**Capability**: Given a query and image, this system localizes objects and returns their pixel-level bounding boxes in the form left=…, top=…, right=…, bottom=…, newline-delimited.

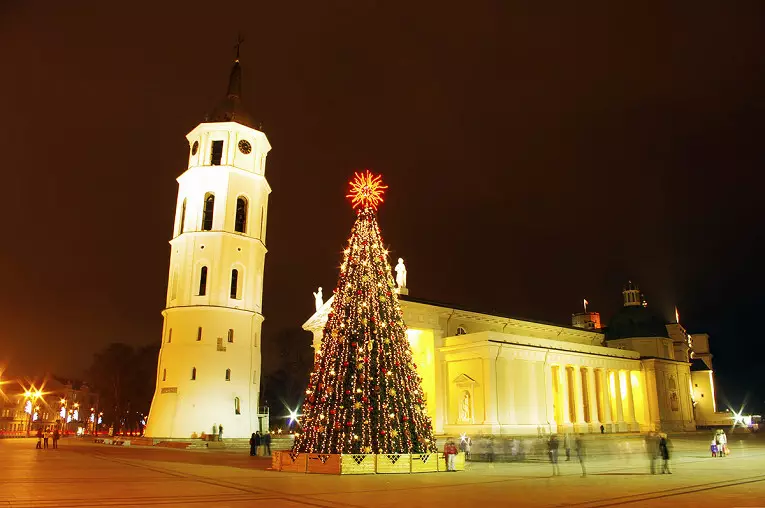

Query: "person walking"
left=646, top=431, right=659, bottom=474
left=218, top=424, right=223, bottom=441
left=43, top=429, right=50, bottom=449
left=659, top=434, right=671, bottom=474
left=575, top=434, right=587, bottom=477
left=263, top=431, right=272, bottom=456
left=444, top=439, right=458, bottom=471
left=564, top=432, right=572, bottom=461
left=35, top=428, right=43, bottom=449
left=249, top=433, right=257, bottom=456
left=600, top=424, right=605, bottom=434
left=254, top=431, right=262, bottom=456
left=52, top=428, right=60, bottom=449
left=548, top=434, right=561, bottom=476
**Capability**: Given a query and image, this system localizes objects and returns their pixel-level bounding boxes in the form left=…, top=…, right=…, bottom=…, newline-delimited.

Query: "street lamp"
left=24, top=388, right=42, bottom=437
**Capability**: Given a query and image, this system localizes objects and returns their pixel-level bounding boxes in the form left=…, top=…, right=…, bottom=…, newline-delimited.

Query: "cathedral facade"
left=305, top=282, right=720, bottom=435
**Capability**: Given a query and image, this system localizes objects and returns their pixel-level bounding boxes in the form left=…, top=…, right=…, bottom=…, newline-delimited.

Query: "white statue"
left=312, top=287, right=323, bottom=311
left=460, top=392, right=471, bottom=422
left=394, top=258, right=407, bottom=289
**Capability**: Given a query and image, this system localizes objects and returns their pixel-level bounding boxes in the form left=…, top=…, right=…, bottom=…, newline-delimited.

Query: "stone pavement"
left=1, top=432, right=764, bottom=507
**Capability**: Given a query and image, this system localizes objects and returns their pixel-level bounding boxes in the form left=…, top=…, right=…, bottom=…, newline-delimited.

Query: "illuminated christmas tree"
left=293, top=171, right=437, bottom=455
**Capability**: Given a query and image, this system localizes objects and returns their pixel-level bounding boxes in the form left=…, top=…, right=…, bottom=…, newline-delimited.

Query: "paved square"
left=1, top=433, right=764, bottom=507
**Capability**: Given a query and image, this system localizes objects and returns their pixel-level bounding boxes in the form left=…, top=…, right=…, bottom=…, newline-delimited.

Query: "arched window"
left=167, top=328, right=172, bottom=343
left=227, top=329, right=234, bottom=343
left=225, top=369, right=231, bottom=381
left=199, top=266, right=208, bottom=296
left=162, top=369, right=167, bottom=381
left=191, top=367, right=196, bottom=380
left=456, top=326, right=468, bottom=336
left=234, top=397, right=241, bottom=415
left=197, top=327, right=202, bottom=341
left=179, top=198, right=187, bottom=235
left=235, top=197, right=248, bottom=233
left=230, top=269, right=239, bottom=299
left=202, top=193, right=215, bottom=231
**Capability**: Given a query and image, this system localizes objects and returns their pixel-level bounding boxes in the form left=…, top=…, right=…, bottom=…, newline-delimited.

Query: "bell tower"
left=145, top=49, right=271, bottom=438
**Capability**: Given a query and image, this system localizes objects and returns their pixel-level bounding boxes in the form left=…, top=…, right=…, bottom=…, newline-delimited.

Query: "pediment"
left=453, top=373, right=476, bottom=386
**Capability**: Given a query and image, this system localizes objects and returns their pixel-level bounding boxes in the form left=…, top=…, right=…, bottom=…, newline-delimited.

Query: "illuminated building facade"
left=305, top=282, right=715, bottom=435
left=145, top=53, right=270, bottom=438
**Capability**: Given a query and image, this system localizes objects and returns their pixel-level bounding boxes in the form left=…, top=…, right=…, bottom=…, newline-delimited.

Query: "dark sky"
left=1, top=2, right=763, bottom=411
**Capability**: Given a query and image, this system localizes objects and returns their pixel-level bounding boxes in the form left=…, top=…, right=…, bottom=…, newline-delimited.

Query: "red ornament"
left=380, top=430, right=387, bottom=435
left=330, top=409, right=336, bottom=415
left=343, top=361, right=349, bottom=366
left=403, top=416, right=409, bottom=421
left=346, top=422, right=353, bottom=427
left=345, top=390, right=351, bottom=395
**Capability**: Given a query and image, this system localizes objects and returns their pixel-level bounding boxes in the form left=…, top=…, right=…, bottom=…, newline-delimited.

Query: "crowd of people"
left=249, top=430, right=272, bottom=456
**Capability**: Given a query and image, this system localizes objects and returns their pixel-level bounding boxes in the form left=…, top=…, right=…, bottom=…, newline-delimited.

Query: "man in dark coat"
left=263, top=431, right=271, bottom=456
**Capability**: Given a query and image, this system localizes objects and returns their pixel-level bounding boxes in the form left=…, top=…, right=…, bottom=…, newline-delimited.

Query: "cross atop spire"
left=234, top=33, right=244, bottom=62
left=203, top=36, right=258, bottom=129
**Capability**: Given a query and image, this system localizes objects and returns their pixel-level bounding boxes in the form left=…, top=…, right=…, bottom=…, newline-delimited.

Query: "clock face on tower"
left=238, top=140, right=252, bottom=154
left=191, top=141, right=199, bottom=155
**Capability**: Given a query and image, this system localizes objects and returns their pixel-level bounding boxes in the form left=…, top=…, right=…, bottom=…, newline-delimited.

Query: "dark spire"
left=204, top=35, right=257, bottom=129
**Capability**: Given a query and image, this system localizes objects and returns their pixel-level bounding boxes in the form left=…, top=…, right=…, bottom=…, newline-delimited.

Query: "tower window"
left=162, top=369, right=167, bottom=381
left=170, top=270, right=178, bottom=300
left=191, top=367, right=196, bottom=380
left=167, top=328, right=172, bottom=343
left=179, top=198, right=187, bottom=235
left=202, top=193, right=215, bottom=231
left=197, top=327, right=203, bottom=341
left=456, top=326, right=467, bottom=336
left=225, top=369, right=231, bottom=381
left=211, top=140, right=224, bottom=165
left=234, top=397, right=241, bottom=415
left=230, top=269, right=239, bottom=299
left=259, top=206, right=264, bottom=238
left=199, top=266, right=208, bottom=296
left=228, top=329, right=234, bottom=343
left=235, top=197, right=248, bottom=233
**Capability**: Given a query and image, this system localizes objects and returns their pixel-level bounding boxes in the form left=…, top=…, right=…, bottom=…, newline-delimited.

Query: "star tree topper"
left=346, top=170, right=388, bottom=210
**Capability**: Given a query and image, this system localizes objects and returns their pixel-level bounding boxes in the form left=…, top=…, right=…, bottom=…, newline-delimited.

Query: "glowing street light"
left=287, top=408, right=300, bottom=426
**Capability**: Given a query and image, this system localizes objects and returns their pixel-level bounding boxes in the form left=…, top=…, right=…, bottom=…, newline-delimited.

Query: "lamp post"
left=24, top=389, right=41, bottom=437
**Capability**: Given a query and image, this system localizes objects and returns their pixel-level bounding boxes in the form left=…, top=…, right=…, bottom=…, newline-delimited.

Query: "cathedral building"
left=305, top=281, right=721, bottom=435
left=145, top=53, right=270, bottom=439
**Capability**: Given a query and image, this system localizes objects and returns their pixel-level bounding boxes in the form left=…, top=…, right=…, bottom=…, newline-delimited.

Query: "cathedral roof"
left=604, top=304, right=669, bottom=340
left=204, top=58, right=258, bottom=129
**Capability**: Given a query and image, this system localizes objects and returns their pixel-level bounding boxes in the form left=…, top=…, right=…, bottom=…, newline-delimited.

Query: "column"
left=505, top=359, right=517, bottom=425
left=613, top=369, right=625, bottom=431
left=433, top=330, right=446, bottom=434
left=559, top=366, right=571, bottom=427
left=544, top=362, right=556, bottom=433
left=600, top=369, right=612, bottom=428
left=625, top=370, right=637, bottom=429
left=482, top=357, right=499, bottom=426
left=572, top=365, right=586, bottom=430
left=586, top=367, right=601, bottom=431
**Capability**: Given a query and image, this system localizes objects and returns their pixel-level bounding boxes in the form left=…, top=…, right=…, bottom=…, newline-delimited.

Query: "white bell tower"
left=145, top=51, right=271, bottom=439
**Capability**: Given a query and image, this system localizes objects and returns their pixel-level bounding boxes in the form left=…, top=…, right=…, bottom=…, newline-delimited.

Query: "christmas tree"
left=293, top=171, right=437, bottom=455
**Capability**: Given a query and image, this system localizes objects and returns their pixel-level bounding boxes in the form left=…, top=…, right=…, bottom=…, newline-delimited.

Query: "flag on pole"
left=583, top=299, right=589, bottom=313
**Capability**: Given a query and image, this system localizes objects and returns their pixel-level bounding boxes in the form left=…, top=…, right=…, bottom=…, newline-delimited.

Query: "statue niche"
left=453, top=373, right=476, bottom=424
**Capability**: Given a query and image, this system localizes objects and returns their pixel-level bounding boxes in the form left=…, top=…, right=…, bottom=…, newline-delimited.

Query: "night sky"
left=1, top=2, right=763, bottom=412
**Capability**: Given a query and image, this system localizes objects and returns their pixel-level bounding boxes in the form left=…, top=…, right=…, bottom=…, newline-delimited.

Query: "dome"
left=605, top=304, right=669, bottom=340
